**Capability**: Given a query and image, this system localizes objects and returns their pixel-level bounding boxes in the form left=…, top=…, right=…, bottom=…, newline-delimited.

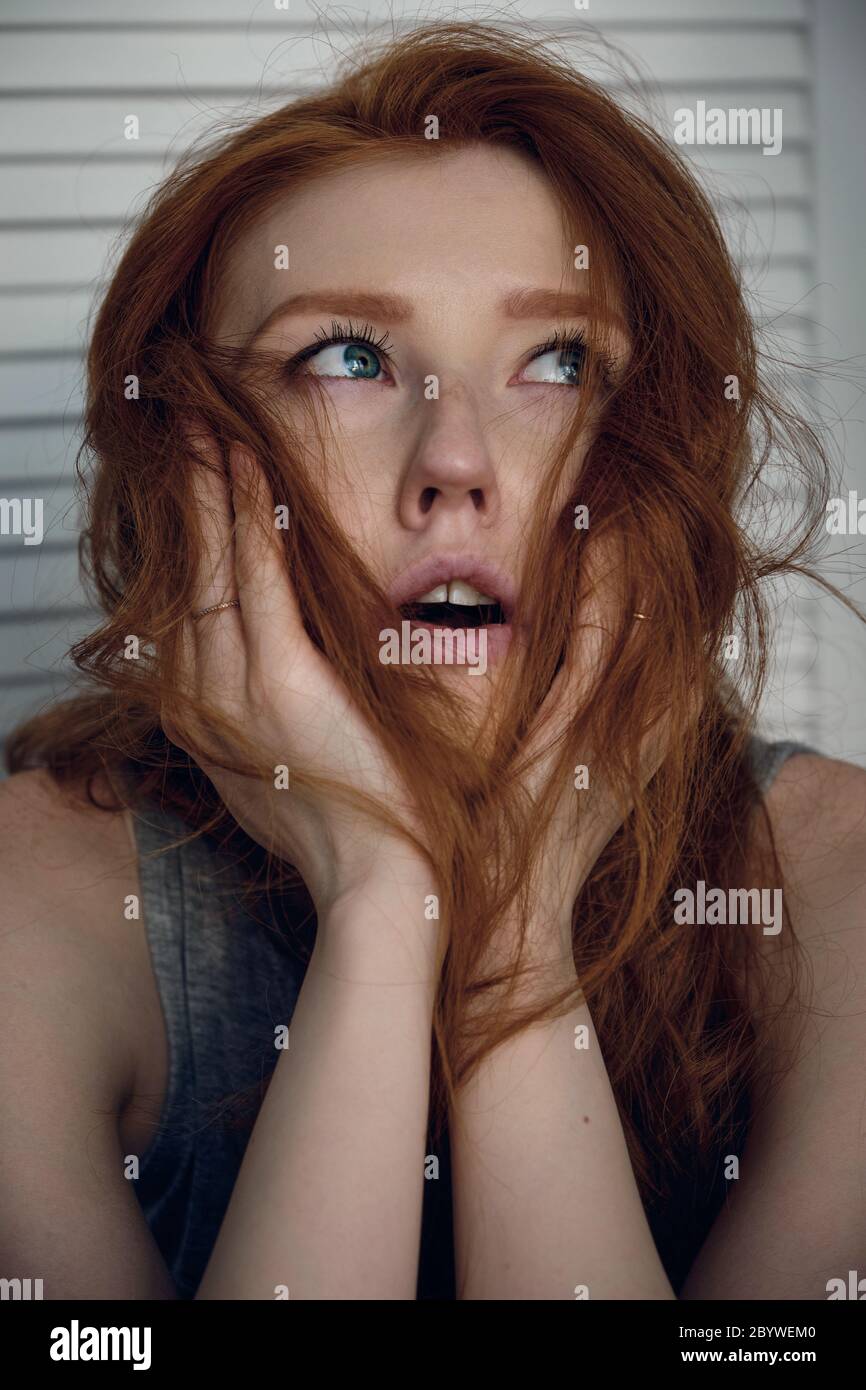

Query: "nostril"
left=470, top=488, right=484, bottom=510
left=419, top=486, right=437, bottom=515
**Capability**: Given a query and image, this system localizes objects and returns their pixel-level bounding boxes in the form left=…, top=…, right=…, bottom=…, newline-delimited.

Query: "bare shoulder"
left=750, top=749, right=866, bottom=1093
left=682, top=752, right=866, bottom=1296
left=0, top=766, right=140, bottom=975
left=0, top=765, right=137, bottom=895
left=0, top=768, right=162, bottom=1124
left=763, top=750, right=866, bottom=859
left=0, top=768, right=174, bottom=1297
left=761, top=751, right=866, bottom=946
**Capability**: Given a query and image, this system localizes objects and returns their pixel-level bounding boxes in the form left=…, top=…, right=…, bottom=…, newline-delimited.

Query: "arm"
left=453, top=754, right=866, bottom=1302
left=451, top=918, right=674, bottom=1300
left=452, top=603, right=677, bottom=1300
left=0, top=771, right=177, bottom=1300
left=681, top=755, right=866, bottom=1299
left=174, top=435, right=442, bottom=1297
left=196, top=862, right=439, bottom=1300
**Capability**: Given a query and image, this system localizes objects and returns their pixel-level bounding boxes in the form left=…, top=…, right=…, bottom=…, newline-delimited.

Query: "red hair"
left=7, top=21, right=845, bottom=1221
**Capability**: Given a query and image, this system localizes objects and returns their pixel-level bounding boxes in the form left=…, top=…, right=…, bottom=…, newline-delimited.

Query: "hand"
left=162, top=429, right=433, bottom=921
left=485, top=541, right=683, bottom=978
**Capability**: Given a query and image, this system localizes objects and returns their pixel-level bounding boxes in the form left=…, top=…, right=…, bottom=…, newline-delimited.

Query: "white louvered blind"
left=0, top=0, right=854, bottom=764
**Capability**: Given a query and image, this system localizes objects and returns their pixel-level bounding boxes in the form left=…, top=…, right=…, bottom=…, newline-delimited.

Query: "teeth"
left=415, top=579, right=498, bottom=606
left=415, top=583, right=449, bottom=603
left=448, top=579, right=497, bottom=606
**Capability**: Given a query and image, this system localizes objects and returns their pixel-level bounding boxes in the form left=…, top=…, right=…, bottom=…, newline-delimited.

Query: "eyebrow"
left=248, top=288, right=626, bottom=344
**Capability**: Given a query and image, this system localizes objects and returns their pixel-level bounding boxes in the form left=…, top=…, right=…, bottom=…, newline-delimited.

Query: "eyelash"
left=284, top=319, right=396, bottom=375
left=283, top=319, right=615, bottom=385
left=530, top=329, right=617, bottom=388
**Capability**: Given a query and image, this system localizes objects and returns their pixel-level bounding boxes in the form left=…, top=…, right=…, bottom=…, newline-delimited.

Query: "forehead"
left=210, top=145, right=616, bottom=343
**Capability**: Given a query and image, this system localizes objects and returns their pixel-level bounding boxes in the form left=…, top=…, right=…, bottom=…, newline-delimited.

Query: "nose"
left=397, top=380, right=501, bottom=531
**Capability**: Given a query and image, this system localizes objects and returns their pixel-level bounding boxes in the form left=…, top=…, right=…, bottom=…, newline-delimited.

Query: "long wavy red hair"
left=7, top=21, right=842, bottom=1241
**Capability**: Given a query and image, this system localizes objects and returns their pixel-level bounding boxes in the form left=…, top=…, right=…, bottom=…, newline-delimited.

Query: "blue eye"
left=284, top=321, right=612, bottom=390
left=521, top=339, right=588, bottom=386
left=285, top=319, right=395, bottom=383
left=304, top=340, right=386, bottom=380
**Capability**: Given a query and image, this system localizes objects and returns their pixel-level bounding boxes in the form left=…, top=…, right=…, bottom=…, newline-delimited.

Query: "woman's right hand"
left=162, top=429, right=432, bottom=920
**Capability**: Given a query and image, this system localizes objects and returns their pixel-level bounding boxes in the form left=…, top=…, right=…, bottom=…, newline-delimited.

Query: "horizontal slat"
left=0, top=144, right=811, bottom=225
left=0, top=87, right=811, bottom=158
left=0, top=29, right=810, bottom=92
left=0, top=610, right=96, bottom=682
left=0, top=358, right=84, bottom=422
left=617, top=86, right=810, bottom=145
left=0, top=230, right=123, bottom=289
left=0, top=508, right=85, bottom=626
left=0, top=159, right=165, bottom=223
left=0, top=290, right=94, bottom=355
left=0, top=0, right=810, bottom=24
left=0, top=674, right=83, bottom=763
left=0, top=481, right=81, bottom=550
left=684, top=147, right=809, bottom=203
left=719, top=204, right=810, bottom=261
left=0, top=424, right=83, bottom=486
left=743, top=263, right=819, bottom=317
left=0, top=93, right=286, bottom=160
left=0, top=544, right=84, bottom=610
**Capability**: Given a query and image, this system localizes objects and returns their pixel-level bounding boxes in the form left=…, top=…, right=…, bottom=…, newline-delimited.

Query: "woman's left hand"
left=486, top=554, right=680, bottom=981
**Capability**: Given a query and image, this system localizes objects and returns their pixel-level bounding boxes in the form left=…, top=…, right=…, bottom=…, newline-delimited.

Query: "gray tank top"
left=129, top=735, right=818, bottom=1298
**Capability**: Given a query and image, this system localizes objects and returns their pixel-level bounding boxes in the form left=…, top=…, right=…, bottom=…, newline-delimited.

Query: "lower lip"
left=403, top=619, right=513, bottom=667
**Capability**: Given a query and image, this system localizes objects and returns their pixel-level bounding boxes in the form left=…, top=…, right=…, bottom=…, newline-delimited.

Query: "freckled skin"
left=212, top=143, right=627, bottom=670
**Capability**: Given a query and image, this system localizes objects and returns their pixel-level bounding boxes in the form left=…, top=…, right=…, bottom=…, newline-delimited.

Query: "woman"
left=1, top=22, right=864, bottom=1301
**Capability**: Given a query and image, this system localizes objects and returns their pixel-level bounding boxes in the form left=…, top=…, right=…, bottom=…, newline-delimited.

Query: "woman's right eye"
left=295, top=339, right=390, bottom=381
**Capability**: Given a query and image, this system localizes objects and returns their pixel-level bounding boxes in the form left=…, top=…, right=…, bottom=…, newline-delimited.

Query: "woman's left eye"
left=302, top=340, right=388, bottom=380
left=520, top=343, right=587, bottom=386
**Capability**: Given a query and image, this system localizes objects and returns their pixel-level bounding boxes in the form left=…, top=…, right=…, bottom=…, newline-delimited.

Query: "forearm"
left=451, top=936, right=675, bottom=1300
left=196, top=869, right=439, bottom=1300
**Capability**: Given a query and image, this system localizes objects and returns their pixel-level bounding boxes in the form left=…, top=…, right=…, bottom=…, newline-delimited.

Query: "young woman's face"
left=213, top=143, right=628, bottom=676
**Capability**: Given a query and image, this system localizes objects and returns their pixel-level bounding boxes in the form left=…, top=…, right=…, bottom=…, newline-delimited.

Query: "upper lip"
left=388, top=552, right=517, bottom=620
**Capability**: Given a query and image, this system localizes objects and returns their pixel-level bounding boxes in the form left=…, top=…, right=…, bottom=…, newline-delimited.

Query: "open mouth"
left=400, top=601, right=507, bottom=628
left=398, top=580, right=508, bottom=629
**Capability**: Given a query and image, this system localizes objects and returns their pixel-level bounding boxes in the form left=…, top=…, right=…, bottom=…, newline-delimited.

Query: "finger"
left=229, top=444, right=309, bottom=670
left=185, top=423, right=237, bottom=616
left=161, top=614, right=197, bottom=748
left=182, top=423, right=245, bottom=707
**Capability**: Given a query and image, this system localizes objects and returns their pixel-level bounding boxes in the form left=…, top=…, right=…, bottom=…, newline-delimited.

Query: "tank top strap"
left=746, top=734, right=820, bottom=795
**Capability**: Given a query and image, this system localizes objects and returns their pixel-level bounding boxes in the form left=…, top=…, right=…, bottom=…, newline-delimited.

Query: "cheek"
left=494, top=403, right=594, bottom=511
left=277, top=390, right=405, bottom=488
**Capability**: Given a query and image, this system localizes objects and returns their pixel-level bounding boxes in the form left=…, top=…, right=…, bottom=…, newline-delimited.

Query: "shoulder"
left=750, top=751, right=866, bottom=1181
left=682, top=754, right=866, bottom=1296
left=0, top=769, right=176, bottom=1297
left=0, top=765, right=140, bottom=945
left=0, top=763, right=136, bottom=872
left=760, top=751, right=866, bottom=948
left=0, top=768, right=150, bottom=1108
left=762, top=749, right=866, bottom=863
